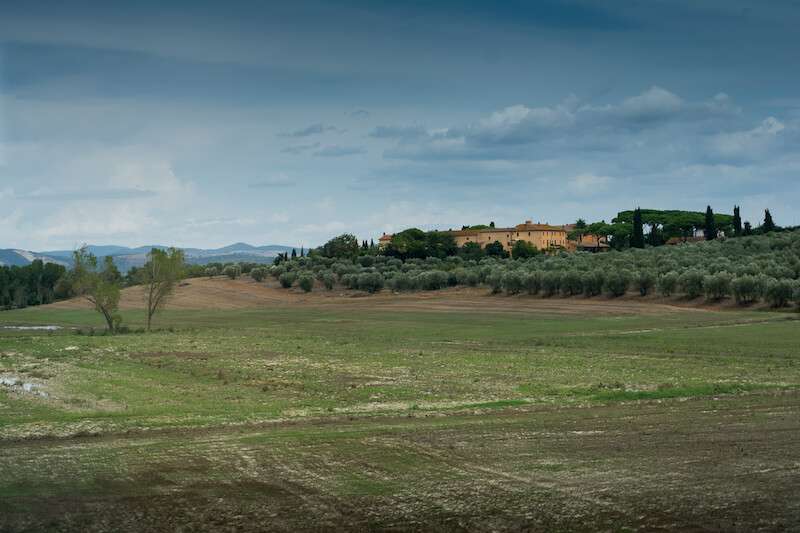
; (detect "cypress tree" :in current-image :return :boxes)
[291,248,297,259]
[732,206,742,236]
[704,205,717,240]
[300,247,305,257]
[762,209,776,233]
[370,239,375,250]
[743,221,752,236]
[631,207,645,248]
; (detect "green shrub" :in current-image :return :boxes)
[270,266,285,279]
[298,275,314,292]
[633,270,656,296]
[357,256,375,268]
[656,272,678,297]
[250,267,267,282]
[341,273,359,289]
[204,266,218,278]
[731,275,762,305]
[278,271,297,288]
[357,272,384,293]
[604,270,630,297]
[524,271,542,295]
[581,270,604,297]
[764,278,793,308]
[390,273,416,291]
[678,269,705,299]
[486,270,504,294]
[223,265,241,280]
[561,270,583,296]
[502,271,524,295]
[541,271,562,297]
[703,272,732,301]
[417,271,448,291]
[321,272,336,290]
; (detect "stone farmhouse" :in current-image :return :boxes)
[379,220,609,253]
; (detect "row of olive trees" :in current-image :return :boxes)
[70,246,185,333]
[240,230,800,308]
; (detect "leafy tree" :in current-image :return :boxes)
[140,248,185,331]
[205,266,218,278]
[631,208,645,248]
[298,274,314,292]
[704,206,717,240]
[764,278,792,307]
[425,231,458,258]
[502,272,524,295]
[511,240,537,260]
[561,270,583,296]
[458,242,485,261]
[524,271,542,295]
[762,209,777,233]
[385,228,428,260]
[541,271,562,297]
[743,221,753,236]
[604,270,630,297]
[71,246,122,333]
[321,272,336,290]
[223,265,241,279]
[581,270,604,297]
[357,272,384,293]
[678,269,705,299]
[489,221,495,228]
[703,272,731,300]
[279,272,297,288]
[484,241,509,258]
[320,234,360,259]
[731,275,762,305]
[657,272,679,297]
[250,267,267,282]
[486,270,504,294]
[634,270,656,296]
[732,206,742,236]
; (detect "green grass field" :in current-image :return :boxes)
[1,300,799,531]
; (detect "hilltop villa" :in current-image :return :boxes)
[379,220,608,253]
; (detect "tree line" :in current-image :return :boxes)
[252,228,800,309]
[0,260,67,310]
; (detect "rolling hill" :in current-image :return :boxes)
[0,243,296,271]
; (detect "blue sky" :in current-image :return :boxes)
[1,0,799,250]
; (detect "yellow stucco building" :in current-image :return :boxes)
[380,220,570,252]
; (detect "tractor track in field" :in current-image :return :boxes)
[1,391,799,532]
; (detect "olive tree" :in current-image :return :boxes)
[71,247,122,333]
[140,248,185,331]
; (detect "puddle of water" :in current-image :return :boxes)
[2,325,62,331]
[0,375,49,398]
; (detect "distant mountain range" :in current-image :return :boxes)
[0,243,297,271]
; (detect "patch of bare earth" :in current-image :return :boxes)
[48,276,749,316]
[1,392,798,532]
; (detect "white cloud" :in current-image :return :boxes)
[617,86,683,121]
[567,173,614,195]
[709,116,785,159]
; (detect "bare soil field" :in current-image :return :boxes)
[51,275,762,315]
[4,279,798,532]
[2,393,798,532]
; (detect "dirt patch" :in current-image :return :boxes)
[48,276,752,316]
[1,393,798,532]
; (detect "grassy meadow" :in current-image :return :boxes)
[1,295,799,531]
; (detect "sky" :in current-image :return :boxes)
[1,0,799,251]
